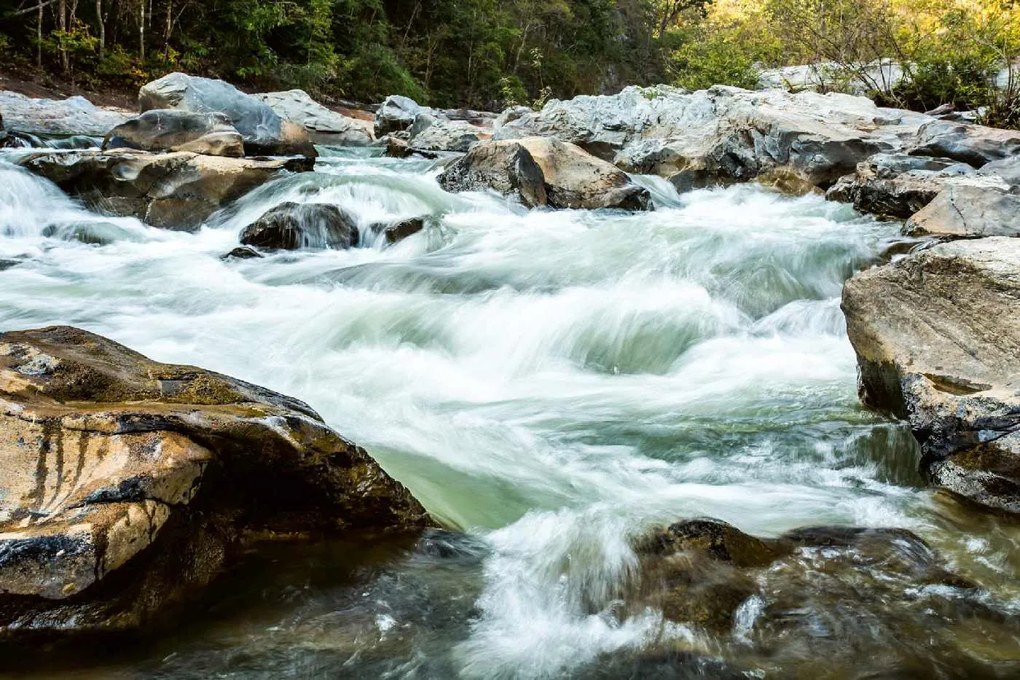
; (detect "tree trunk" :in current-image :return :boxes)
[58,0,69,73]
[96,0,105,60]
[36,2,43,68]
[138,0,145,60]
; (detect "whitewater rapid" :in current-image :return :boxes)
[1,148,1017,679]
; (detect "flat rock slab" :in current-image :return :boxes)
[0,326,428,635]
[0,91,129,137]
[842,238,1020,513]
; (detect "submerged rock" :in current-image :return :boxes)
[0,326,428,636]
[0,90,128,137]
[257,90,373,146]
[438,137,651,211]
[139,73,316,158]
[633,518,977,640]
[843,238,1020,513]
[103,109,244,157]
[221,245,264,260]
[240,202,360,250]
[381,217,425,244]
[16,148,313,231]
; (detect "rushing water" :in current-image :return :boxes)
[1,148,1018,679]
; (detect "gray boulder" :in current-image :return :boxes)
[438,137,651,211]
[103,109,244,157]
[375,95,422,137]
[407,113,487,153]
[825,153,975,218]
[0,90,129,137]
[910,119,1020,168]
[497,85,931,192]
[17,148,313,231]
[240,202,360,250]
[905,185,1020,239]
[139,73,316,158]
[843,238,1020,513]
[257,90,373,146]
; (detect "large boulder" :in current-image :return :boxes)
[437,137,651,211]
[103,109,244,157]
[239,202,360,250]
[825,153,974,218]
[256,90,373,146]
[910,120,1020,168]
[905,185,1020,239]
[0,91,129,137]
[374,95,422,137]
[17,148,313,231]
[0,326,428,636]
[407,113,488,153]
[843,238,1020,513]
[496,85,930,191]
[139,73,316,158]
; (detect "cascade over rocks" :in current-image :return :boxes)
[0,91,129,137]
[0,326,428,636]
[103,109,244,157]
[843,238,1020,513]
[496,85,930,191]
[16,148,313,231]
[139,73,316,158]
[257,90,373,146]
[437,137,651,211]
[240,202,360,250]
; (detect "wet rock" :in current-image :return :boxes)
[240,202,359,250]
[407,113,487,153]
[438,137,651,211]
[496,85,930,191]
[842,238,1020,513]
[139,73,316,158]
[16,148,313,231]
[0,325,428,636]
[381,217,425,244]
[633,518,978,640]
[910,119,1020,168]
[905,185,1020,239]
[103,109,244,157]
[382,135,413,158]
[825,153,975,218]
[0,90,128,137]
[221,246,264,260]
[374,95,422,137]
[256,90,373,146]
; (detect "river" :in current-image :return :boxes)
[1,147,1018,678]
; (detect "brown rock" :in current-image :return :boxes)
[16,149,314,231]
[0,326,428,636]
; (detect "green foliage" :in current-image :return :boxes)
[670,32,759,90]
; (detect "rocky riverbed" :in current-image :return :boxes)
[0,73,1019,677]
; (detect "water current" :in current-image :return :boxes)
[0,146,1017,679]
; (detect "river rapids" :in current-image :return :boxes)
[0,147,1018,679]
